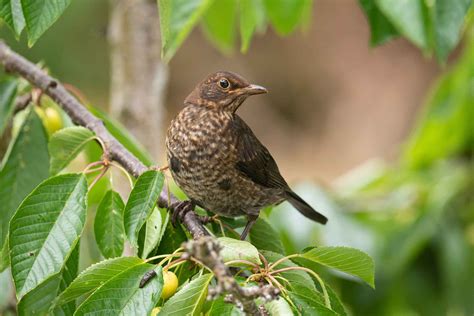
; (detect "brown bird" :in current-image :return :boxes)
[166,71,327,240]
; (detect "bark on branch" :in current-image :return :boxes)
[184,237,279,315]
[0,40,207,239]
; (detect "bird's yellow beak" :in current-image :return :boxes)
[245,84,268,95]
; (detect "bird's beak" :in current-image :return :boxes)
[245,84,268,95]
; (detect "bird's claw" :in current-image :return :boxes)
[171,200,195,227]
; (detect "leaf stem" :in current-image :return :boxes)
[268,253,300,270]
[271,266,331,309]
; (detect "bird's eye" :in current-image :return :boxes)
[219,78,230,89]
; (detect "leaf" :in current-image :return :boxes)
[141,207,164,259]
[263,297,293,315]
[88,106,154,166]
[288,291,338,316]
[0,109,49,256]
[159,273,214,316]
[0,0,26,37]
[300,246,375,288]
[48,126,95,175]
[263,0,309,35]
[202,0,238,53]
[358,0,398,46]
[55,257,144,306]
[9,173,87,298]
[239,0,266,52]
[208,296,242,315]
[325,285,348,316]
[94,190,125,258]
[403,32,473,167]
[218,237,262,266]
[432,0,471,62]
[249,218,284,253]
[158,0,214,62]
[74,265,163,316]
[20,0,72,46]
[0,238,9,272]
[124,170,164,248]
[155,221,188,256]
[374,0,429,50]
[17,244,78,316]
[0,76,18,136]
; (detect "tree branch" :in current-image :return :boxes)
[0,40,208,239]
[184,237,279,316]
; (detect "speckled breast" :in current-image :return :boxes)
[166,105,280,217]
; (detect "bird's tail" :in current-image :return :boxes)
[286,190,328,225]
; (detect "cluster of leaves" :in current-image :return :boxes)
[316,26,473,315]
[2,0,471,64]
[0,77,374,315]
[0,0,71,46]
[359,0,473,62]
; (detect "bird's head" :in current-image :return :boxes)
[184,71,267,112]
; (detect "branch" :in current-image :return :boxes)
[0,40,208,239]
[184,237,279,316]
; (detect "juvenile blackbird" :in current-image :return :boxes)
[166,71,327,240]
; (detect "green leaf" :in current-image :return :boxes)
[358,0,399,46]
[0,0,26,37]
[20,0,72,46]
[89,106,154,166]
[9,173,87,298]
[432,0,471,62]
[124,170,164,248]
[48,126,95,175]
[155,221,188,257]
[0,109,49,257]
[94,190,125,258]
[158,0,214,62]
[239,0,266,52]
[325,285,348,316]
[300,246,375,288]
[159,273,214,316]
[249,218,284,253]
[208,296,241,315]
[202,0,238,53]
[404,32,473,167]
[141,207,164,259]
[17,244,78,316]
[0,77,18,136]
[55,257,144,306]
[288,291,338,316]
[0,238,9,272]
[263,0,309,35]
[74,265,163,316]
[374,0,429,50]
[217,237,262,266]
[263,297,293,315]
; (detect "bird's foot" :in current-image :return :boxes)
[198,214,219,225]
[171,200,195,227]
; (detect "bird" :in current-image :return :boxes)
[166,71,327,240]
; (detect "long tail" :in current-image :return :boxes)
[286,190,328,224]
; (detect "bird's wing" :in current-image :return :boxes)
[233,115,289,190]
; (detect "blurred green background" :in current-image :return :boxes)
[0,0,472,315]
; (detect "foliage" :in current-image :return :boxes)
[4,0,470,62]
[0,1,472,315]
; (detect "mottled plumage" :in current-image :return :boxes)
[166,71,327,239]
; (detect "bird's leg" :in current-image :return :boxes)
[240,214,258,240]
[171,200,195,227]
